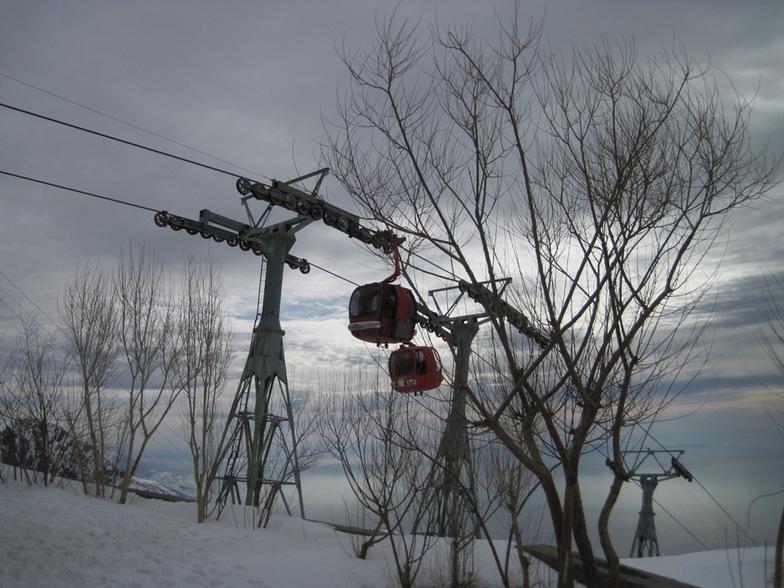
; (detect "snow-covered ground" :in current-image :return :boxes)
[0,477,776,587]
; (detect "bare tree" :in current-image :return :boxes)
[115,245,180,504]
[175,253,232,522]
[317,376,436,587]
[60,263,121,497]
[322,9,777,586]
[0,319,68,485]
[474,434,543,588]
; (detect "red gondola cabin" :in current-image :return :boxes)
[348,283,416,345]
[388,346,443,393]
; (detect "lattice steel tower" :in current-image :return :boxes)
[609,449,693,557]
[413,279,548,538]
[156,169,397,523]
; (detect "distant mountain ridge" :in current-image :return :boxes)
[1,419,195,502]
[130,471,195,502]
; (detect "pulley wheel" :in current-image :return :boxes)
[236,178,252,195]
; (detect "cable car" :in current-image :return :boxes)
[348,282,416,344]
[388,346,443,394]
[347,232,417,345]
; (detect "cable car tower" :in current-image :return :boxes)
[155,169,397,522]
[608,449,693,557]
[412,278,549,538]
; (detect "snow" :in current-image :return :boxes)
[0,478,776,587]
[621,548,774,588]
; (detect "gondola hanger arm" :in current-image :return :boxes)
[381,233,402,284]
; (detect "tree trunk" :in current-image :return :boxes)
[571,482,601,587]
[510,512,532,588]
[598,474,625,587]
[774,500,784,588]
[118,433,135,504]
[557,472,576,588]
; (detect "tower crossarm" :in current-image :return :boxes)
[154,168,402,275]
[153,209,312,273]
[236,169,397,253]
[415,306,456,347]
[458,280,549,347]
[620,449,689,481]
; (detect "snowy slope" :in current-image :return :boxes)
[0,478,775,587]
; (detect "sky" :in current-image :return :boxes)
[0,475,776,588]
[1,0,783,557]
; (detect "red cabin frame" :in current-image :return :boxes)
[348,283,416,345]
[388,346,443,393]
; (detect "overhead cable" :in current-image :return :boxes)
[0,101,242,180]
[647,482,711,551]
[308,261,359,286]
[0,169,159,213]
[0,71,268,181]
[1,169,358,288]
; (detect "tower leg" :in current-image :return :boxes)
[630,474,659,557]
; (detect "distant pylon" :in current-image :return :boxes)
[613,449,692,557]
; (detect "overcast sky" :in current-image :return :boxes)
[1,0,782,554]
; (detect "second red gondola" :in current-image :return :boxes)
[388,345,443,393]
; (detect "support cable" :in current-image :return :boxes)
[0,101,242,180]
[690,475,757,546]
[0,72,269,181]
[0,169,159,213]
[307,261,359,287]
[0,269,59,334]
[403,252,462,284]
[1,92,454,290]
[1,170,359,287]
[646,482,711,551]
[645,431,757,546]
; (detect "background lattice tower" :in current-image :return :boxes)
[613,449,693,557]
[414,279,548,538]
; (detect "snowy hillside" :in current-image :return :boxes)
[0,477,775,587]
